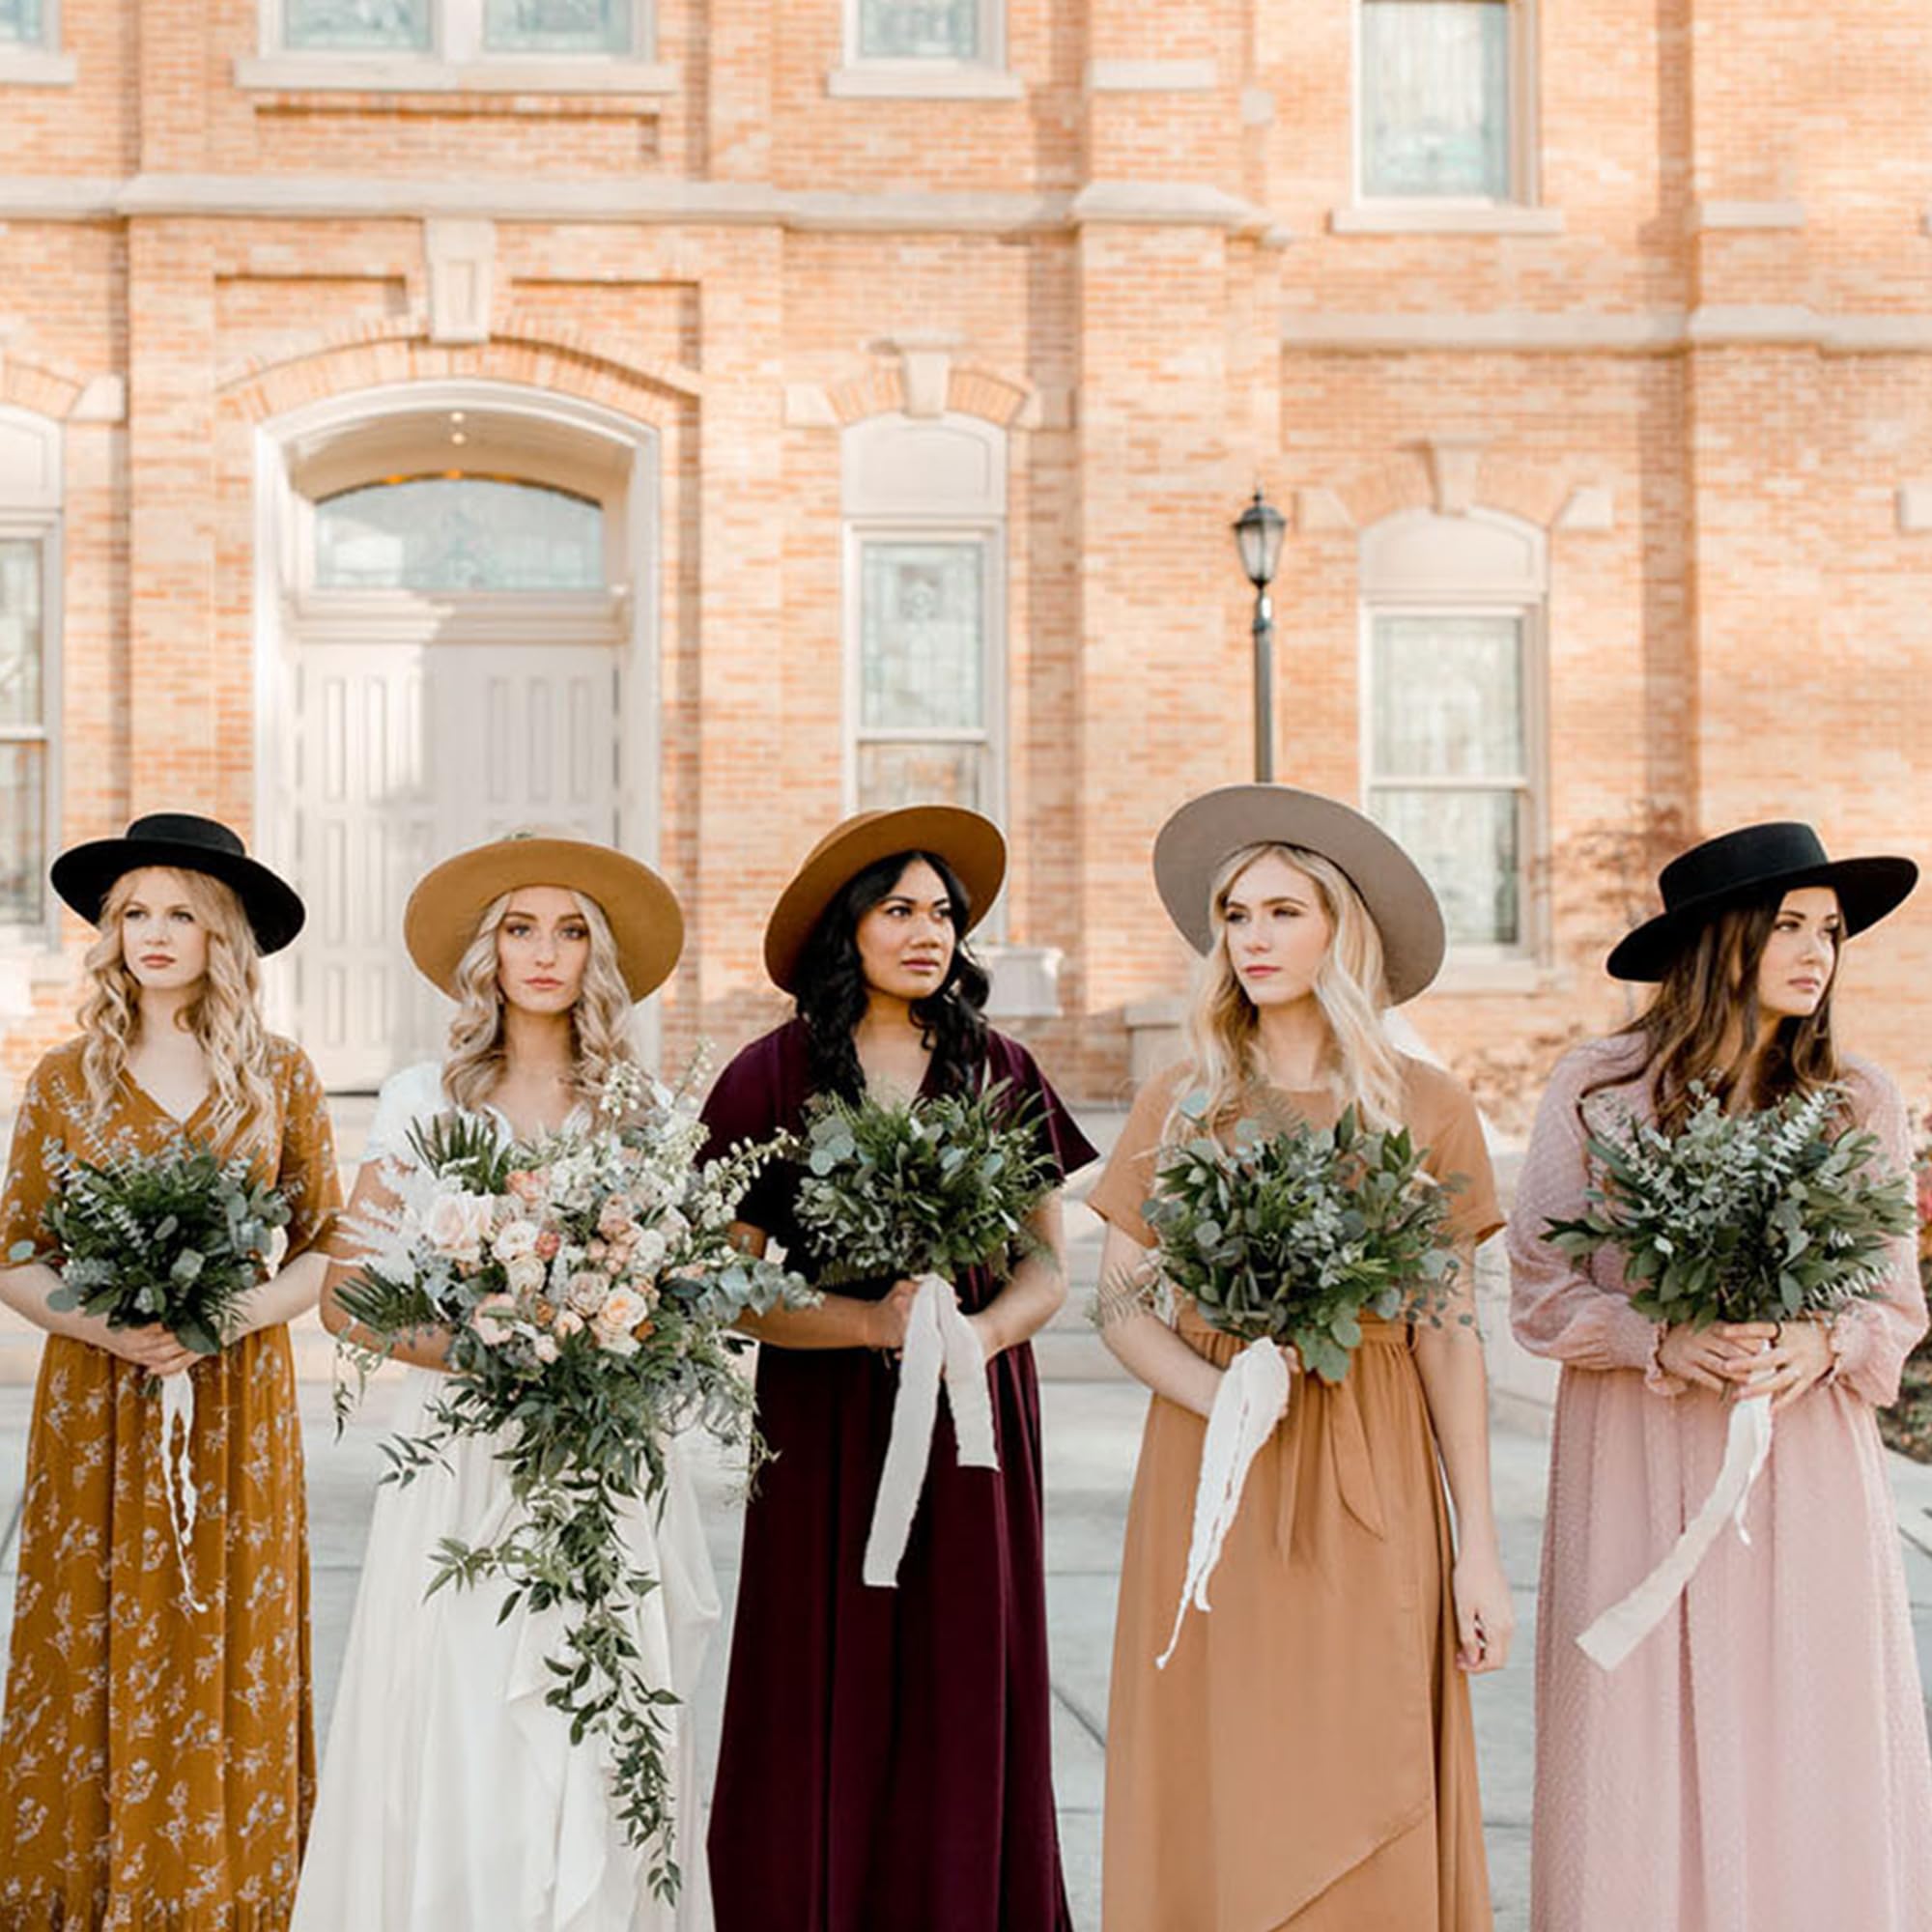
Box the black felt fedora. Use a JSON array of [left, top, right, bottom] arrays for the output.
[[51, 813, 306, 955], [1606, 821, 1918, 982]]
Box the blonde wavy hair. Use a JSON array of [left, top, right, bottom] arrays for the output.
[[1178, 841, 1408, 1137], [77, 866, 276, 1148], [441, 887, 639, 1112]]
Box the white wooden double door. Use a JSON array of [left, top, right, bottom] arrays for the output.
[[284, 639, 621, 1090]]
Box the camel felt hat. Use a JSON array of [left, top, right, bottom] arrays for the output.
[[404, 832, 684, 1001], [1152, 783, 1447, 1006], [51, 812, 306, 955], [762, 805, 1007, 992], [1606, 821, 1918, 981]]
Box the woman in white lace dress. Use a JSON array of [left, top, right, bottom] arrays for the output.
[[294, 833, 718, 1932]]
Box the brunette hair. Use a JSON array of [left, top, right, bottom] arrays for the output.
[[441, 887, 639, 1111], [77, 867, 275, 1149], [1178, 841, 1408, 1138], [792, 849, 990, 1102], [1588, 892, 1841, 1132]]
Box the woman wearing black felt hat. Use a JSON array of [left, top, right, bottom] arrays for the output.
[[1509, 821, 1932, 1930], [0, 813, 341, 1925]]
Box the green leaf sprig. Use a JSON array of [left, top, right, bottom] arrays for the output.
[[1103, 1096, 1466, 1385], [10, 1140, 289, 1356], [790, 1079, 1057, 1287], [1543, 1082, 1916, 1328]]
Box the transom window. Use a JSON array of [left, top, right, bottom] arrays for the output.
[[0, 538, 50, 925], [1367, 611, 1530, 949], [313, 476, 605, 591], [0, 0, 47, 45], [1358, 0, 1519, 201], [282, 0, 639, 56]]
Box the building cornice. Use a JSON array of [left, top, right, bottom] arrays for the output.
[[0, 172, 1276, 236], [1281, 306, 1932, 355]]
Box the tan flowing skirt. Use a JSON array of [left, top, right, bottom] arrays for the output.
[[1102, 1315, 1490, 1932]]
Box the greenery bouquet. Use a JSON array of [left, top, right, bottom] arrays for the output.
[[789, 1080, 1059, 1587], [1542, 1082, 1915, 1671]]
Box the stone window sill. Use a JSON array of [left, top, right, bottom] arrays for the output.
[[0, 48, 76, 86], [825, 63, 1022, 100], [233, 54, 674, 96], [1328, 203, 1564, 237]]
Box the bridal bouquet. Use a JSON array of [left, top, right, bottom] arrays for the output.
[[9, 1142, 291, 1608], [334, 1058, 812, 1898], [791, 1081, 1058, 1587], [1544, 1082, 1915, 1670], [1101, 1094, 1465, 1666]]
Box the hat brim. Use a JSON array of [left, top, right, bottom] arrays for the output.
[[1605, 855, 1919, 981], [404, 838, 684, 1002], [1152, 784, 1447, 1006], [50, 839, 306, 955], [763, 806, 1008, 992]]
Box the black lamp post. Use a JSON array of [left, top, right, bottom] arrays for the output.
[[1233, 487, 1287, 781]]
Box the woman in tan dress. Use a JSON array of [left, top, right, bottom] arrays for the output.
[[1093, 785, 1512, 1932], [0, 813, 341, 1929]]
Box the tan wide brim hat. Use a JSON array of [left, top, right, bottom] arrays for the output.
[[404, 832, 684, 1002], [763, 805, 1007, 992], [1152, 783, 1446, 1006]]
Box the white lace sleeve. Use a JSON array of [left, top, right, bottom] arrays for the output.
[[359, 1062, 447, 1174]]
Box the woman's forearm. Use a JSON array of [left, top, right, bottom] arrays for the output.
[[739, 1291, 894, 1351], [972, 1194, 1070, 1358], [238, 1248, 329, 1337], [1413, 1321, 1499, 1548], [0, 1259, 115, 1347]]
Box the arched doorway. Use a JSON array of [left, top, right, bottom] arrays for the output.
[[253, 381, 661, 1089]]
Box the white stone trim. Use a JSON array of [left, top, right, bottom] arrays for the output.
[[1281, 309, 1681, 352], [1897, 485, 1932, 534], [71, 375, 127, 423], [233, 54, 675, 94], [0, 48, 75, 85], [0, 172, 1274, 235], [1084, 57, 1216, 93], [1689, 198, 1805, 232], [1240, 85, 1274, 126], [1554, 485, 1615, 532], [0, 436, 63, 943], [1328, 203, 1565, 236], [1295, 487, 1354, 532], [424, 218, 495, 346], [825, 62, 1021, 99]]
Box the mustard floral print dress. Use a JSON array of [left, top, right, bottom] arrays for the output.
[[0, 1036, 341, 1931]]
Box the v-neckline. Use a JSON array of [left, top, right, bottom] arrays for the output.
[[124, 1066, 214, 1132]]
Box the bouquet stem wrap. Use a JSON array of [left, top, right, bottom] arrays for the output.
[[1577, 1385, 1774, 1671], [1156, 1337, 1292, 1669], [158, 1374, 206, 1612], [863, 1274, 998, 1588]]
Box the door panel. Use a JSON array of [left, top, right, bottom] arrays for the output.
[[287, 640, 618, 1089]]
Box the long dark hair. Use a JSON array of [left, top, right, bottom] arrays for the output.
[[793, 848, 991, 1102], [1587, 893, 1841, 1133]]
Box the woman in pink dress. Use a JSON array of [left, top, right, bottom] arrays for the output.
[[1510, 820, 1932, 1932]]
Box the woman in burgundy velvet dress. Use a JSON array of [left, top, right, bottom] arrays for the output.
[[698, 805, 1095, 1932]]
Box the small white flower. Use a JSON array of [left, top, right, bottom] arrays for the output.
[[503, 1253, 547, 1296], [493, 1219, 540, 1264]]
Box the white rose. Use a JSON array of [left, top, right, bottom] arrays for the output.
[[533, 1334, 560, 1365], [471, 1293, 520, 1347], [425, 1190, 495, 1262], [554, 1308, 584, 1340], [567, 1271, 610, 1316], [595, 1325, 640, 1358], [493, 1219, 540, 1264], [597, 1286, 649, 1332], [630, 1228, 668, 1271], [503, 1254, 547, 1296]]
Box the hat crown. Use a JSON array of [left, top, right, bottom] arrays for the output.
[[1658, 821, 1830, 913], [123, 812, 247, 860]]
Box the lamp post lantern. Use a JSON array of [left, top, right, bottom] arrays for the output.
[[1233, 487, 1287, 781]]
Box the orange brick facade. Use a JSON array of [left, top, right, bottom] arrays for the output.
[[2, 0, 1929, 1121]]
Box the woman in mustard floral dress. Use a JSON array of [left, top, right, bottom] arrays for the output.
[[0, 813, 341, 1930]]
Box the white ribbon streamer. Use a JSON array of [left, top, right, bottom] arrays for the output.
[[1577, 1390, 1774, 1671], [863, 1273, 999, 1588], [158, 1371, 207, 1613], [1156, 1336, 1293, 1670]]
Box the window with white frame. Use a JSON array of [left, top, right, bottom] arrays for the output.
[[846, 0, 1002, 69], [0, 0, 50, 47], [842, 414, 1006, 824], [280, 0, 642, 57], [1359, 507, 1546, 958], [1357, 0, 1527, 202], [0, 410, 61, 934]]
